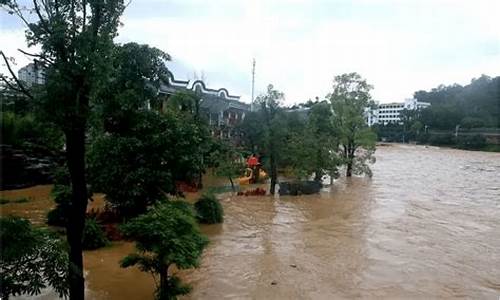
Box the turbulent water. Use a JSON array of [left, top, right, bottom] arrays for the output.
[[2, 144, 500, 299]]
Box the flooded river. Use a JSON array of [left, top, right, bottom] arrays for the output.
[[2, 144, 500, 299]]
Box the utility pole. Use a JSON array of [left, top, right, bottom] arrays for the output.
[[251, 58, 255, 112]]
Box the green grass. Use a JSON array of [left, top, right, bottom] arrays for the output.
[[0, 197, 30, 205]]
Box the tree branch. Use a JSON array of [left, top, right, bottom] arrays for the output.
[[18, 48, 54, 65], [33, 0, 53, 34], [0, 51, 34, 100]]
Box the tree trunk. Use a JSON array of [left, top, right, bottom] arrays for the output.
[[158, 265, 170, 300], [314, 170, 323, 182], [254, 165, 260, 183], [229, 177, 235, 192], [346, 145, 355, 177], [346, 161, 353, 177], [65, 126, 88, 300], [269, 152, 277, 195]]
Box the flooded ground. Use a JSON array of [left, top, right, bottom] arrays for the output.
[[2, 144, 500, 299]]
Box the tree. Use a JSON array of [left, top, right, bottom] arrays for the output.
[[88, 109, 208, 217], [256, 84, 286, 194], [209, 141, 245, 191], [328, 73, 376, 177], [414, 75, 500, 130], [1, 1, 126, 298], [287, 102, 339, 181], [120, 201, 209, 300], [238, 111, 266, 152], [1, 216, 69, 299], [88, 44, 210, 217]]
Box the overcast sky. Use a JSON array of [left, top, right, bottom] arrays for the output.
[[1, 0, 499, 105]]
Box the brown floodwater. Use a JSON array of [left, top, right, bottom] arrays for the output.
[[3, 144, 500, 299]]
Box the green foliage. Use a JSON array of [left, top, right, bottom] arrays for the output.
[[209, 141, 246, 190], [47, 166, 72, 226], [88, 43, 210, 217], [82, 218, 109, 250], [247, 84, 287, 194], [1, 0, 128, 298], [328, 73, 376, 177], [457, 134, 487, 150], [287, 102, 340, 180], [120, 200, 209, 300], [0, 216, 69, 299], [88, 108, 209, 217], [194, 194, 224, 224], [428, 134, 455, 146], [415, 75, 500, 129], [0, 111, 64, 150]]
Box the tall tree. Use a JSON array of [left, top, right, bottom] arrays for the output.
[[0, 1, 125, 298], [256, 84, 285, 195], [88, 43, 210, 217], [328, 73, 376, 177]]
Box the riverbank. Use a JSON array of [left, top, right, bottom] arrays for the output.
[[377, 141, 500, 152]]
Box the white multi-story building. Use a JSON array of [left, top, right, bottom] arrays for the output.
[[365, 98, 430, 126], [18, 61, 45, 87]]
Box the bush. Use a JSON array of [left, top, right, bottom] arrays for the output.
[[47, 179, 72, 226], [194, 194, 224, 224], [428, 133, 455, 146], [47, 206, 67, 226], [120, 200, 208, 299], [457, 134, 487, 150], [82, 218, 109, 250]]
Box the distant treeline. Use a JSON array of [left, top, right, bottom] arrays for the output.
[[414, 75, 499, 130], [374, 75, 500, 151]]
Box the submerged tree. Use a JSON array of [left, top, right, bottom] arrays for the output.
[[209, 141, 245, 191], [328, 73, 376, 177], [0, 1, 126, 298], [287, 101, 339, 181], [255, 84, 286, 194], [0, 216, 69, 299], [120, 201, 209, 300]]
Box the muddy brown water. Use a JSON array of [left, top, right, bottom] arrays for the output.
[[2, 144, 500, 299]]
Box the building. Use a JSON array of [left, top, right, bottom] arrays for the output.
[[366, 98, 430, 126], [158, 71, 250, 141], [18, 61, 45, 87]]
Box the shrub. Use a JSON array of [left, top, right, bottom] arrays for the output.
[[82, 218, 109, 250], [457, 134, 486, 150], [428, 133, 455, 146], [120, 200, 209, 300], [47, 206, 67, 226], [194, 194, 224, 224], [47, 182, 72, 226]]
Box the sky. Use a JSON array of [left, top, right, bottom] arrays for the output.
[[1, 0, 499, 105]]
